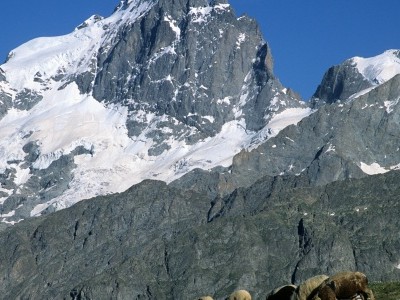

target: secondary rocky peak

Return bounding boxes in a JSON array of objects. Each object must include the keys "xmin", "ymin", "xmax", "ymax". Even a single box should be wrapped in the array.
[
  {"xmin": 311, "ymin": 60, "xmax": 371, "ymax": 107},
  {"xmin": 311, "ymin": 49, "xmax": 400, "ymax": 107},
  {"xmin": 352, "ymin": 49, "xmax": 400, "ymax": 84}
]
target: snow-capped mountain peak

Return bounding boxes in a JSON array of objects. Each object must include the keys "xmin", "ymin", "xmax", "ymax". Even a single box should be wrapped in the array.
[
  {"xmin": 2, "ymin": 0, "xmax": 156, "ymax": 92},
  {"xmin": 0, "ymin": 0, "xmax": 308, "ymax": 224},
  {"xmin": 311, "ymin": 49, "xmax": 400, "ymax": 106},
  {"xmin": 352, "ymin": 49, "xmax": 400, "ymax": 85}
]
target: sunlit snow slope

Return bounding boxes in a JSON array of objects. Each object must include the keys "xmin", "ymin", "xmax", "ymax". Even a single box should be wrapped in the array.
[
  {"xmin": 349, "ymin": 50, "xmax": 400, "ymax": 99},
  {"xmin": 353, "ymin": 50, "xmax": 400, "ymax": 85}
]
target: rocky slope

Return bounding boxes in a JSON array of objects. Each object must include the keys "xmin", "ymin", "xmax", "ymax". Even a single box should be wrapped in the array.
[
  {"xmin": 1, "ymin": 170, "xmax": 400, "ymax": 299},
  {"xmin": 172, "ymin": 72, "xmax": 400, "ymax": 200},
  {"xmin": 1, "ymin": 0, "xmax": 399, "ymax": 227}
]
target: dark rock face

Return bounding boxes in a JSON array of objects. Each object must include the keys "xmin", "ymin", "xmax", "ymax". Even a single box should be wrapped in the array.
[
  {"xmin": 13, "ymin": 88, "xmax": 43, "ymax": 111},
  {"xmin": 0, "ymin": 68, "xmax": 12, "ymax": 119},
  {"xmin": 0, "ymin": 180, "xmax": 212, "ymax": 299},
  {"xmin": 91, "ymin": 0, "xmax": 303, "ymax": 143},
  {"xmin": 0, "ymin": 90, "xmax": 12, "ymax": 120},
  {"xmin": 1, "ymin": 170, "xmax": 399, "ymax": 299},
  {"xmin": 0, "ymin": 72, "xmax": 43, "ymax": 120},
  {"xmin": 0, "ymin": 88, "xmax": 43, "ymax": 121},
  {"xmin": 311, "ymin": 58, "xmax": 372, "ymax": 107},
  {"xmin": 0, "ymin": 67, "xmax": 6, "ymax": 81}
]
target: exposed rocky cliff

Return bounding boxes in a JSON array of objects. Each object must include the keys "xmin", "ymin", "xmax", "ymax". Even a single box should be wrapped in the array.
[
  {"xmin": 311, "ymin": 49, "xmax": 400, "ymax": 106},
  {"xmin": 91, "ymin": 0, "xmax": 296, "ymax": 137},
  {"xmin": 1, "ymin": 170, "xmax": 399, "ymax": 299},
  {"xmin": 172, "ymin": 73, "xmax": 400, "ymax": 199}
]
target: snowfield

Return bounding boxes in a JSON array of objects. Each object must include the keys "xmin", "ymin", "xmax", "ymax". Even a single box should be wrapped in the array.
[
  {"xmin": 353, "ymin": 50, "xmax": 400, "ymax": 85},
  {"xmin": 0, "ymin": 79, "xmax": 313, "ymax": 217}
]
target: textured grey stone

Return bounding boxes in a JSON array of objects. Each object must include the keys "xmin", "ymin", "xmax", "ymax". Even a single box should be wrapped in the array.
[
  {"xmin": 13, "ymin": 88, "xmax": 43, "ymax": 111},
  {"xmin": 90, "ymin": 0, "xmax": 304, "ymax": 145},
  {"xmin": 0, "ymin": 170, "xmax": 399, "ymax": 299},
  {"xmin": 1, "ymin": 146, "xmax": 93, "ymax": 223},
  {"xmin": 0, "ymin": 168, "xmax": 18, "ymax": 192},
  {"xmin": 74, "ymin": 71, "xmax": 95, "ymax": 95},
  {"xmin": 0, "ymin": 67, "xmax": 6, "ymax": 81},
  {"xmin": 0, "ymin": 90, "xmax": 12, "ymax": 120},
  {"xmin": 311, "ymin": 58, "xmax": 372, "ymax": 107},
  {"xmin": 22, "ymin": 141, "xmax": 41, "ymax": 163}
]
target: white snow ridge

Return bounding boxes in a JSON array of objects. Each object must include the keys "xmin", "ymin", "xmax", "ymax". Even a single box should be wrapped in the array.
[{"xmin": 353, "ymin": 50, "xmax": 400, "ymax": 85}]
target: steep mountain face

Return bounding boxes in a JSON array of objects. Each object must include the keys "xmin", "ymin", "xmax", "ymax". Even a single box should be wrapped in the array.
[
  {"xmin": 1, "ymin": 171, "xmax": 400, "ymax": 299},
  {"xmin": 91, "ymin": 0, "xmax": 289, "ymax": 136},
  {"xmin": 232, "ymin": 73, "xmax": 400, "ymax": 185},
  {"xmin": 311, "ymin": 49, "xmax": 400, "ymax": 106},
  {"xmin": 0, "ymin": 0, "xmax": 308, "ymax": 225}
]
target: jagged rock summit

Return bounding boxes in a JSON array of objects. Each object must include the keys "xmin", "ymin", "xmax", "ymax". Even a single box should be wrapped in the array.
[
  {"xmin": 312, "ymin": 49, "xmax": 400, "ymax": 106},
  {"xmin": 0, "ymin": 0, "xmax": 308, "ymax": 225}
]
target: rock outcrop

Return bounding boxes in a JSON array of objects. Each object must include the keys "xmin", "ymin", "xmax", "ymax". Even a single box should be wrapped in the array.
[{"xmin": 1, "ymin": 169, "xmax": 400, "ymax": 299}]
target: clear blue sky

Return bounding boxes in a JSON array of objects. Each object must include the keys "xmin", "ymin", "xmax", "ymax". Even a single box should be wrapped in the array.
[{"xmin": 1, "ymin": 0, "xmax": 399, "ymax": 99}]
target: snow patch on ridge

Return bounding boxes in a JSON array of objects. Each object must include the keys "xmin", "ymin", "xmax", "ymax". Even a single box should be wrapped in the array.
[
  {"xmin": 1, "ymin": 0, "xmax": 156, "ymax": 91},
  {"xmin": 353, "ymin": 50, "xmax": 400, "ymax": 85},
  {"xmin": 164, "ymin": 15, "xmax": 181, "ymax": 38},
  {"xmin": 246, "ymin": 108, "xmax": 314, "ymax": 150},
  {"xmin": 236, "ymin": 33, "xmax": 246, "ymax": 48},
  {"xmin": 348, "ymin": 86, "xmax": 377, "ymax": 100},
  {"xmin": 360, "ymin": 161, "xmax": 400, "ymax": 175},
  {"xmin": 360, "ymin": 162, "xmax": 389, "ymax": 175},
  {"xmin": 384, "ymin": 97, "xmax": 400, "ymax": 113}
]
